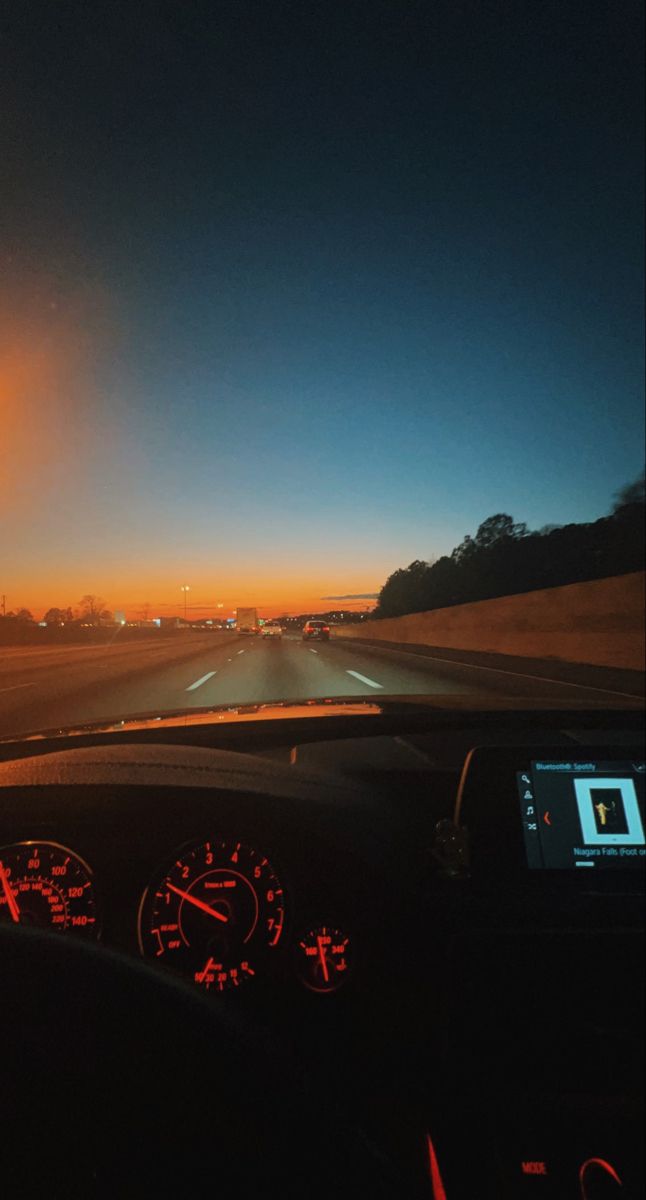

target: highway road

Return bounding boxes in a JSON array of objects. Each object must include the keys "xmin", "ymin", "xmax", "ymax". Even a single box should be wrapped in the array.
[{"xmin": 0, "ymin": 631, "xmax": 642, "ymax": 739}]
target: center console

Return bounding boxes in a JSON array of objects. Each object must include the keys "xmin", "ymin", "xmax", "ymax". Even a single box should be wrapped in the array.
[
  {"xmin": 455, "ymin": 745, "xmax": 645, "ymax": 898},
  {"xmin": 431, "ymin": 746, "xmax": 645, "ymax": 1197}
]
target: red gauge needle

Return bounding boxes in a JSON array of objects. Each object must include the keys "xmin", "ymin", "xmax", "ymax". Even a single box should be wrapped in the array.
[
  {"xmin": 0, "ymin": 860, "xmax": 20, "ymax": 923},
  {"xmin": 166, "ymin": 882, "xmax": 229, "ymax": 923},
  {"xmin": 317, "ymin": 936, "xmax": 330, "ymax": 983},
  {"xmin": 195, "ymin": 956, "xmax": 218, "ymax": 984}
]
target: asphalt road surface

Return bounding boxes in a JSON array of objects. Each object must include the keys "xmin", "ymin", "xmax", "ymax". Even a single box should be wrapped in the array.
[{"xmin": 0, "ymin": 631, "xmax": 642, "ymax": 739}]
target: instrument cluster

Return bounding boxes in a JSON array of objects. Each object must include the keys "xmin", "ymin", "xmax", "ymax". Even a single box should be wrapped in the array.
[{"xmin": 0, "ymin": 838, "xmax": 352, "ymax": 995}]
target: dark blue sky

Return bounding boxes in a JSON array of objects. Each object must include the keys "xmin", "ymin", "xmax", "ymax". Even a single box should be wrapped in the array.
[{"xmin": 3, "ymin": 0, "xmax": 644, "ymax": 612}]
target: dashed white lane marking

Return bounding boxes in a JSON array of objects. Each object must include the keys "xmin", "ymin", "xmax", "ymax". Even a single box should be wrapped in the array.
[
  {"xmin": 237, "ymin": 650, "xmax": 245, "ymax": 655},
  {"xmin": 308, "ymin": 649, "xmax": 318, "ymax": 654},
  {"xmin": 185, "ymin": 671, "xmax": 217, "ymax": 692},
  {"xmin": 346, "ymin": 669, "xmax": 383, "ymax": 689},
  {"xmin": 0, "ymin": 682, "xmax": 37, "ymax": 694}
]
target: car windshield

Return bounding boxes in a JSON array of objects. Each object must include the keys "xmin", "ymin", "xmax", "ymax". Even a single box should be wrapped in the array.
[{"xmin": 1, "ymin": 2, "xmax": 644, "ymax": 739}]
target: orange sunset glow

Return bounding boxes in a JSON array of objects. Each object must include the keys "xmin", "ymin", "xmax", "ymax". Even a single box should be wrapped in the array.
[
  {"xmin": 2, "ymin": 274, "xmax": 381, "ymax": 620},
  {"xmin": 11, "ymin": 576, "xmax": 378, "ymax": 622}
]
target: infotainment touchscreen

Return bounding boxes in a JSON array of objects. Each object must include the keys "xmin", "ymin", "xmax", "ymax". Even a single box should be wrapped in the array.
[{"xmin": 517, "ymin": 759, "xmax": 646, "ymax": 870}]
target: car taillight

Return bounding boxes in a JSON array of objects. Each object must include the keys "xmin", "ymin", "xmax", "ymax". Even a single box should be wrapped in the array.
[{"xmin": 322, "ymin": 626, "xmax": 329, "ymax": 633}]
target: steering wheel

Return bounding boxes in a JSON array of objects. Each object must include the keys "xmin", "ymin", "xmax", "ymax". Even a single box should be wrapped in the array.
[{"xmin": 1, "ymin": 924, "xmax": 397, "ymax": 1197}]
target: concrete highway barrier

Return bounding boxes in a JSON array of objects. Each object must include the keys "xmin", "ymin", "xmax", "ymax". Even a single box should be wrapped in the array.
[{"xmin": 331, "ymin": 572, "xmax": 645, "ymax": 671}]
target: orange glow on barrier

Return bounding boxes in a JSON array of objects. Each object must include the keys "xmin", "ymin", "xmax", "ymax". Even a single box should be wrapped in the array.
[{"xmin": 426, "ymin": 1133, "xmax": 448, "ymax": 1200}]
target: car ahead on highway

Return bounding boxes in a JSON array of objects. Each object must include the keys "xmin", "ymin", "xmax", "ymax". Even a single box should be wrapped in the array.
[
  {"xmin": 261, "ymin": 620, "xmax": 283, "ymax": 639},
  {"xmin": 302, "ymin": 620, "xmax": 330, "ymax": 641}
]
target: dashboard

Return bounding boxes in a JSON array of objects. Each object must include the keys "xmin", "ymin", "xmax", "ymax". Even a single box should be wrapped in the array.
[{"xmin": 0, "ymin": 710, "xmax": 644, "ymax": 1197}]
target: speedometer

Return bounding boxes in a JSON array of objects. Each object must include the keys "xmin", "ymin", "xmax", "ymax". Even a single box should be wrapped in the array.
[
  {"xmin": 0, "ymin": 842, "xmax": 98, "ymax": 935},
  {"xmin": 138, "ymin": 839, "xmax": 285, "ymax": 991}
]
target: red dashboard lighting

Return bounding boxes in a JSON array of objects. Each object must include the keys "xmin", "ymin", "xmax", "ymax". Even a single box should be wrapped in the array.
[
  {"xmin": 579, "ymin": 1158, "xmax": 622, "ymax": 1195},
  {"xmin": 521, "ymin": 1161, "xmax": 548, "ymax": 1175},
  {"xmin": 426, "ymin": 1133, "xmax": 448, "ymax": 1200},
  {"xmin": 0, "ymin": 859, "xmax": 20, "ymax": 923}
]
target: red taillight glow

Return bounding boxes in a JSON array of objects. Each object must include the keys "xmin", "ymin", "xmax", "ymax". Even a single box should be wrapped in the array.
[
  {"xmin": 426, "ymin": 1133, "xmax": 448, "ymax": 1200},
  {"xmin": 322, "ymin": 626, "xmax": 329, "ymax": 632}
]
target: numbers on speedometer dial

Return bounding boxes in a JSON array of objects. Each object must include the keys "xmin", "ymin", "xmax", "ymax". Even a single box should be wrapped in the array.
[
  {"xmin": 138, "ymin": 839, "xmax": 285, "ymax": 992},
  {"xmin": 0, "ymin": 842, "xmax": 98, "ymax": 935}
]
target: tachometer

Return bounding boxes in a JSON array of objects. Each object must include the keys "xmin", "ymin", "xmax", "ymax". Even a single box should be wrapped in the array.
[
  {"xmin": 138, "ymin": 839, "xmax": 285, "ymax": 991},
  {"xmin": 0, "ymin": 842, "xmax": 98, "ymax": 935}
]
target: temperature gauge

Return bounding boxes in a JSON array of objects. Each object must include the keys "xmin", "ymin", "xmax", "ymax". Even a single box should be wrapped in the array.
[{"xmin": 295, "ymin": 924, "xmax": 351, "ymax": 993}]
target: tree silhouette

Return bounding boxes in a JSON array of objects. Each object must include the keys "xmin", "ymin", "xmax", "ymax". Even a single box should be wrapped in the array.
[
  {"xmin": 613, "ymin": 469, "xmax": 645, "ymax": 515},
  {"xmin": 375, "ymin": 477, "xmax": 645, "ymax": 619},
  {"xmin": 43, "ymin": 607, "xmax": 73, "ymax": 624},
  {"xmin": 78, "ymin": 595, "xmax": 107, "ymax": 624},
  {"xmin": 474, "ymin": 513, "xmax": 527, "ymax": 548},
  {"xmin": 14, "ymin": 608, "xmax": 35, "ymax": 623},
  {"xmin": 451, "ymin": 535, "xmax": 476, "ymax": 564}
]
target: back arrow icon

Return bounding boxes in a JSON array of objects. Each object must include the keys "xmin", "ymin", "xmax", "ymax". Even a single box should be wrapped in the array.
[{"xmin": 543, "ymin": 811, "xmax": 551, "ymax": 826}]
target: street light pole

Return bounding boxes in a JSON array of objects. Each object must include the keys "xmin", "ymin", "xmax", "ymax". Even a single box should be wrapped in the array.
[{"xmin": 181, "ymin": 585, "xmax": 190, "ymax": 623}]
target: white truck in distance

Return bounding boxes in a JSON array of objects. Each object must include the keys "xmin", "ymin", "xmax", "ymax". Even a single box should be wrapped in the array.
[{"xmin": 236, "ymin": 608, "xmax": 258, "ymax": 635}]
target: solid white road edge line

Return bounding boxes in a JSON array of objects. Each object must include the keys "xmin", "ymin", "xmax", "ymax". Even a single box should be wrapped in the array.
[{"xmin": 339, "ymin": 641, "xmax": 640, "ymax": 699}]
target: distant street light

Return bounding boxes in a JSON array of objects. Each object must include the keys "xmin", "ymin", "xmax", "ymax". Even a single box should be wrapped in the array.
[{"xmin": 181, "ymin": 585, "xmax": 190, "ymax": 622}]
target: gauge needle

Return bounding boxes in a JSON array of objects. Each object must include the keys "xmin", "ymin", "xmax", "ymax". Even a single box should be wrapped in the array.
[
  {"xmin": 317, "ymin": 936, "xmax": 329, "ymax": 983},
  {"xmin": 0, "ymin": 860, "xmax": 20, "ymax": 923},
  {"xmin": 195, "ymin": 956, "xmax": 218, "ymax": 983},
  {"xmin": 166, "ymin": 882, "xmax": 229, "ymax": 923}
]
